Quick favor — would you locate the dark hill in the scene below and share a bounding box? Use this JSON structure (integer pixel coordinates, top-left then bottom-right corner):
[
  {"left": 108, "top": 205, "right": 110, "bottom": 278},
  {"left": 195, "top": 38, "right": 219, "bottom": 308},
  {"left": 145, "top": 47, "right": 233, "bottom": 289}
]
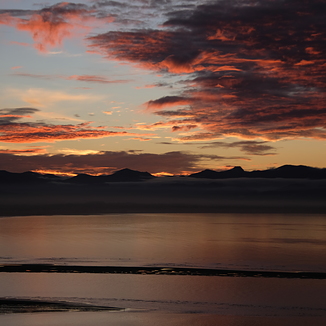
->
[
  {"left": 66, "top": 168, "right": 155, "bottom": 184},
  {"left": 67, "top": 174, "right": 103, "bottom": 184},
  {"left": 105, "top": 168, "right": 155, "bottom": 182},
  {"left": 189, "top": 166, "right": 247, "bottom": 179},
  {"left": 249, "top": 165, "right": 326, "bottom": 179},
  {"left": 187, "top": 169, "right": 219, "bottom": 179},
  {"left": 0, "top": 170, "right": 60, "bottom": 184},
  {"left": 189, "top": 165, "right": 326, "bottom": 179}
]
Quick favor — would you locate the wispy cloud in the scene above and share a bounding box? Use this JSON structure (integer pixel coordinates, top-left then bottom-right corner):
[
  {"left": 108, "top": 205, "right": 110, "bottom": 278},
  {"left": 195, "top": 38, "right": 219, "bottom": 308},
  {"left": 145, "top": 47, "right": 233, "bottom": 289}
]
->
[
  {"left": 0, "top": 108, "right": 152, "bottom": 143},
  {"left": 12, "top": 72, "right": 132, "bottom": 84},
  {"left": 0, "top": 147, "right": 47, "bottom": 155},
  {"left": 6, "top": 88, "right": 104, "bottom": 108},
  {"left": 199, "top": 141, "right": 277, "bottom": 156}
]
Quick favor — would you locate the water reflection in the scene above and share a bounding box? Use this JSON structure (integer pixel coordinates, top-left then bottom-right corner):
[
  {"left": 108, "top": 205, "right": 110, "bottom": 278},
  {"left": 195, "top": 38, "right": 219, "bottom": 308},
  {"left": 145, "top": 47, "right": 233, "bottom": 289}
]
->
[{"left": 0, "top": 213, "right": 325, "bottom": 271}]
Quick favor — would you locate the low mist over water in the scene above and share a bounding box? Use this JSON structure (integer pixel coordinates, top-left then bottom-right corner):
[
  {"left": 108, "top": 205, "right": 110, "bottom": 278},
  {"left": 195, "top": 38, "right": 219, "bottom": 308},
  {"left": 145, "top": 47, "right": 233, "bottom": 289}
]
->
[{"left": 1, "top": 176, "right": 326, "bottom": 216}]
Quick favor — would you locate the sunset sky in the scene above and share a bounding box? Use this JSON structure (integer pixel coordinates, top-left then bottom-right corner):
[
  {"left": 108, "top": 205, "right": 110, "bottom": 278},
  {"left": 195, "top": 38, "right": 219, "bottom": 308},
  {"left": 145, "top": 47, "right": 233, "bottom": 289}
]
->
[{"left": 1, "top": 0, "right": 325, "bottom": 176}]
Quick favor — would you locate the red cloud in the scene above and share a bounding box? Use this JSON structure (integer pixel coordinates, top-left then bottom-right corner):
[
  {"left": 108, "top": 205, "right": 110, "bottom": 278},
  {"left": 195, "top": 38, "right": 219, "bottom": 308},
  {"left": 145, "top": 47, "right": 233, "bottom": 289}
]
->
[
  {"left": 0, "top": 3, "right": 113, "bottom": 52},
  {"left": 0, "top": 108, "right": 153, "bottom": 143},
  {"left": 0, "top": 122, "right": 129, "bottom": 143}
]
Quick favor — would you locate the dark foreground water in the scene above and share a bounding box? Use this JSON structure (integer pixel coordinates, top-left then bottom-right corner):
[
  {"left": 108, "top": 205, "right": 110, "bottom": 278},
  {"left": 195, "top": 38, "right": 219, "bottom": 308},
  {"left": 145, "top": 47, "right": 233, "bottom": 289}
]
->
[{"left": 1, "top": 213, "right": 326, "bottom": 325}]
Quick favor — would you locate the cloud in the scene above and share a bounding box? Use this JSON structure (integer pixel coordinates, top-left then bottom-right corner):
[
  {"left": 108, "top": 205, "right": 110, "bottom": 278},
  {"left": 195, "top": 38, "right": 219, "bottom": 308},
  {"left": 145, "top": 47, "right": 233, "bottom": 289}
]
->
[
  {"left": 0, "top": 146, "right": 249, "bottom": 175},
  {"left": 12, "top": 72, "right": 132, "bottom": 84},
  {"left": 135, "top": 119, "right": 197, "bottom": 132},
  {"left": 7, "top": 88, "right": 104, "bottom": 108},
  {"left": 146, "top": 96, "right": 194, "bottom": 109},
  {"left": 67, "top": 75, "right": 131, "bottom": 84},
  {"left": 0, "top": 147, "right": 47, "bottom": 155},
  {"left": 0, "top": 150, "right": 202, "bottom": 175},
  {"left": 199, "top": 140, "right": 277, "bottom": 156},
  {"left": 0, "top": 108, "right": 150, "bottom": 143},
  {"left": 0, "top": 2, "right": 114, "bottom": 53},
  {"left": 172, "top": 124, "right": 197, "bottom": 132},
  {"left": 0, "top": 107, "right": 38, "bottom": 124},
  {"left": 88, "top": 0, "right": 326, "bottom": 141}
]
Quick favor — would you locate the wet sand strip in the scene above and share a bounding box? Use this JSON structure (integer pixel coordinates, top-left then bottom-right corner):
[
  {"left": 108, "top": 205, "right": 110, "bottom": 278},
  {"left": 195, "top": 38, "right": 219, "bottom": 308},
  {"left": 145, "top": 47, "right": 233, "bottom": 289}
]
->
[
  {"left": 0, "top": 264, "right": 325, "bottom": 279},
  {"left": 0, "top": 298, "right": 121, "bottom": 314}
]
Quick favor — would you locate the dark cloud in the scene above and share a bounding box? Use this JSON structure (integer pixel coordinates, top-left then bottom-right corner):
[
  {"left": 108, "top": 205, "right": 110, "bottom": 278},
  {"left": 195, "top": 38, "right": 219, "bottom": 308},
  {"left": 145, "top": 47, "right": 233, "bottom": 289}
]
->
[
  {"left": 92, "top": 1, "right": 127, "bottom": 8},
  {"left": 0, "top": 108, "right": 39, "bottom": 124},
  {"left": 0, "top": 148, "right": 250, "bottom": 175},
  {"left": 146, "top": 96, "right": 193, "bottom": 109},
  {"left": 0, "top": 9, "right": 35, "bottom": 16},
  {"left": 0, "top": 150, "right": 203, "bottom": 175},
  {"left": 156, "top": 139, "right": 276, "bottom": 155},
  {"left": 200, "top": 141, "right": 277, "bottom": 155},
  {"left": 89, "top": 0, "right": 326, "bottom": 141}
]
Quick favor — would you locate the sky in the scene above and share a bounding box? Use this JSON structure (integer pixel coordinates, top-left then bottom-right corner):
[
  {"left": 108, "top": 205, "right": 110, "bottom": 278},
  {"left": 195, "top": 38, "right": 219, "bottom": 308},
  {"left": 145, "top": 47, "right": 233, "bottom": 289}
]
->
[{"left": 0, "top": 0, "right": 325, "bottom": 176}]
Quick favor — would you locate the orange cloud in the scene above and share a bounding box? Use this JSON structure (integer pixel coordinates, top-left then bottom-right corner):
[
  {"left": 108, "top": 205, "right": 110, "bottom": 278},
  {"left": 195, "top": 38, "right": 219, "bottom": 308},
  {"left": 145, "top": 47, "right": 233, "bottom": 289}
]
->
[
  {"left": 0, "top": 122, "right": 129, "bottom": 143},
  {"left": 0, "top": 147, "right": 47, "bottom": 155},
  {"left": 0, "top": 108, "right": 153, "bottom": 143},
  {"left": 1, "top": 3, "right": 113, "bottom": 53},
  {"left": 67, "top": 74, "right": 131, "bottom": 84}
]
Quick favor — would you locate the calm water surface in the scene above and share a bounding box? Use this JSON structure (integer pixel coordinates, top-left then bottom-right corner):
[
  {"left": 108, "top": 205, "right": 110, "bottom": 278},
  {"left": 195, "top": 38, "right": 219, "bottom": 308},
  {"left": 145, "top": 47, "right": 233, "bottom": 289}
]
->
[{"left": 1, "top": 213, "right": 326, "bottom": 325}]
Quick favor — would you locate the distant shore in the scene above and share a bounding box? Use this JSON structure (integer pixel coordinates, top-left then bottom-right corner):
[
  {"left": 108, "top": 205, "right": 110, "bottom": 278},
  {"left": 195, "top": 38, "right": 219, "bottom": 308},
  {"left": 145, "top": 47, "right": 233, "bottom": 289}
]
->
[
  {"left": 1, "top": 177, "right": 326, "bottom": 217},
  {"left": 1, "top": 202, "right": 326, "bottom": 217}
]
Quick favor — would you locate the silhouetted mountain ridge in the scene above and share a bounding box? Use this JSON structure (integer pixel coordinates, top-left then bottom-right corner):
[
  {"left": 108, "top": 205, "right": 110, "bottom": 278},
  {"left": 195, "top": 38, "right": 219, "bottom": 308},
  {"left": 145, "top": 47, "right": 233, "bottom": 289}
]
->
[
  {"left": 67, "top": 168, "right": 155, "bottom": 184},
  {"left": 189, "top": 165, "right": 326, "bottom": 179},
  {"left": 1, "top": 165, "right": 326, "bottom": 185},
  {"left": 190, "top": 166, "right": 246, "bottom": 179},
  {"left": 0, "top": 170, "right": 61, "bottom": 184}
]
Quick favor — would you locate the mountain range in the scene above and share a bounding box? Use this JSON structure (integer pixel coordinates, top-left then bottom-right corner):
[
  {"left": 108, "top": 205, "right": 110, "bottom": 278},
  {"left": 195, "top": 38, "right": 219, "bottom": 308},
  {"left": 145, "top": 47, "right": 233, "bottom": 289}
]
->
[
  {"left": 1, "top": 165, "right": 326, "bottom": 185},
  {"left": 189, "top": 165, "right": 326, "bottom": 180}
]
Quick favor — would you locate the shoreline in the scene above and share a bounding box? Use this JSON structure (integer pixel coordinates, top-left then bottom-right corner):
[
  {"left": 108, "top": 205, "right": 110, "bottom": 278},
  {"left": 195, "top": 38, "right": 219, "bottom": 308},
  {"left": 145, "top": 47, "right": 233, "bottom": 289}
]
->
[
  {"left": 1, "top": 203, "right": 326, "bottom": 217},
  {"left": 1, "top": 264, "right": 325, "bottom": 279},
  {"left": 0, "top": 298, "right": 121, "bottom": 314}
]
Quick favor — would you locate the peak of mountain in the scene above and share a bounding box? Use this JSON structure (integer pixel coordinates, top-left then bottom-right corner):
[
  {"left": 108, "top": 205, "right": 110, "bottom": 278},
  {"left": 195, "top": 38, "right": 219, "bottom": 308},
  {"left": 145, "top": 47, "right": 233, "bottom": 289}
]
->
[
  {"left": 189, "top": 166, "right": 246, "bottom": 179},
  {"left": 188, "top": 169, "right": 219, "bottom": 179},
  {"left": 108, "top": 168, "right": 155, "bottom": 182},
  {"left": 231, "top": 166, "right": 244, "bottom": 171},
  {"left": 67, "top": 174, "right": 103, "bottom": 184}
]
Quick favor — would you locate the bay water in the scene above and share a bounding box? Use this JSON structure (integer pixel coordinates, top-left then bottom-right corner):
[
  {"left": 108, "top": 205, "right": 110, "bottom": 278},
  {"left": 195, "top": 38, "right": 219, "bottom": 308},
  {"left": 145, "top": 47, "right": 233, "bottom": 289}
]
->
[{"left": 1, "top": 213, "right": 325, "bottom": 325}]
